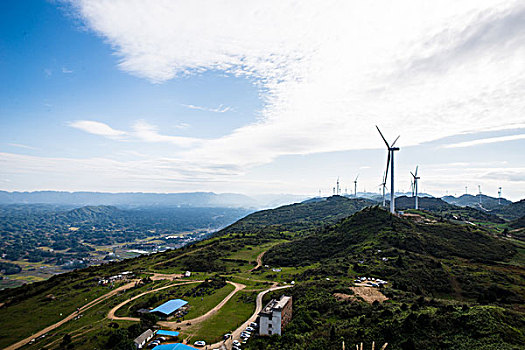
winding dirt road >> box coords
[158,281,246,329]
[5,280,140,350]
[108,280,202,322]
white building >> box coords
[259,295,292,336]
[133,329,154,349]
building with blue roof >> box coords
[150,299,188,317]
[152,343,196,350]
[156,330,180,337]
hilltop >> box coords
[218,195,377,236]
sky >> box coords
[1,0,524,200]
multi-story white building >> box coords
[259,295,292,336]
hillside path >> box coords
[249,250,266,272]
[4,280,139,350]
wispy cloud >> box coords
[131,120,200,147]
[7,143,38,150]
[182,104,232,113]
[68,120,127,139]
[444,134,525,148]
[62,67,74,73]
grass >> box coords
[184,283,235,319]
[0,280,110,348]
[185,291,256,344]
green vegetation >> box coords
[186,291,257,344]
[0,197,524,349]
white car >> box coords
[246,327,255,332]
[233,340,241,346]
[194,340,206,347]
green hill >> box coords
[395,196,505,224]
[218,195,376,236]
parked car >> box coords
[233,340,241,346]
[233,346,242,350]
[194,340,206,347]
[246,327,255,332]
[249,322,258,328]
[223,333,232,340]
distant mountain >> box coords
[0,191,263,208]
[395,196,453,211]
[441,194,511,211]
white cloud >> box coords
[62,67,74,73]
[444,133,525,148]
[68,0,525,170]
[182,104,232,113]
[69,120,127,139]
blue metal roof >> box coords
[156,330,180,337]
[152,343,196,350]
[151,299,188,315]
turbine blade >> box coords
[384,152,390,183]
[391,135,400,147]
[376,126,390,148]
[415,165,418,176]
[410,171,415,178]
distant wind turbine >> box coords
[410,166,420,210]
[354,174,359,197]
[376,126,400,214]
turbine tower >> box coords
[336,177,340,195]
[410,166,420,210]
[478,185,482,205]
[376,126,400,214]
[380,171,388,207]
[498,187,502,205]
[354,175,359,197]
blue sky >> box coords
[1,0,524,200]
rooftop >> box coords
[260,295,291,315]
[150,299,188,316]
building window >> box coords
[268,330,272,335]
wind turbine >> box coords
[354,175,359,197]
[410,166,420,210]
[498,187,502,205]
[376,126,400,214]
[380,171,388,207]
[336,177,340,195]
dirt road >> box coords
[209,284,292,350]
[108,280,202,321]
[249,250,266,272]
[5,280,139,350]
[158,281,246,329]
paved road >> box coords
[5,280,139,350]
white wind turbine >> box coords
[410,166,420,210]
[376,126,400,214]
